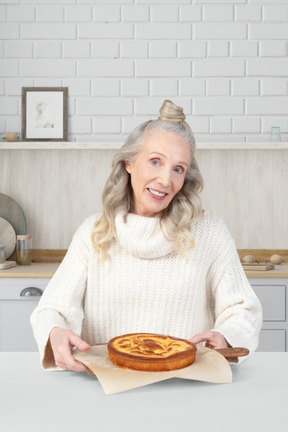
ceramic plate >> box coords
[0,217,17,258]
[0,193,27,256]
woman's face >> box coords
[125,130,191,218]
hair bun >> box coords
[158,100,186,122]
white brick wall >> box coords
[1,0,287,142]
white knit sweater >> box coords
[31,211,262,368]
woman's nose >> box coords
[157,168,172,186]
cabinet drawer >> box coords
[0,278,48,299]
[252,285,286,321]
[257,329,286,352]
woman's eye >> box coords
[175,167,183,174]
[151,160,160,166]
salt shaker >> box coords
[16,235,32,265]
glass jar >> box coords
[0,244,6,263]
[270,126,282,142]
[16,235,32,266]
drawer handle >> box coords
[20,287,43,297]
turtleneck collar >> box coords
[115,213,176,259]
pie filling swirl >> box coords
[111,333,193,359]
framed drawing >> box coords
[22,87,68,141]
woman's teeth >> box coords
[148,188,166,197]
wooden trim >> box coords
[7,249,288,264]
[8,249,67,263]
[31,249,67,263]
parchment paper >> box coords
[73,345,232,395]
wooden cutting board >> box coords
[242,263,275,271]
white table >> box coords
[0,352,286,432]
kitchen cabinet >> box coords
[249,278,287,352]
[0,277,49,351]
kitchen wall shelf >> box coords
[1,142,288,150]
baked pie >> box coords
[108,333,197,371]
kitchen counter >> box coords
[0,352,287,432]
[1,262,288,278]
[0,262,59,278]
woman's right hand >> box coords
[49,327,90,371]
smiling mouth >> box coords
[148,188,168,198]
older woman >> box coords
[31,100,262,371]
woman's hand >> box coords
[189,330,230,349]
[49,327,90,371]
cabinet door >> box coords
[257,329,286,352]
[252,285,286,321]
[250,279,287,352]
[0,299,40,351]
[0,278,49,352]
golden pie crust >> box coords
[108,333,197,372]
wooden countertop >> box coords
[0,262,59,278]
[1,262,288,278]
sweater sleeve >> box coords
[207,219,263,364]
[30,216,95,369]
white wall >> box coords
[1,0,288,143]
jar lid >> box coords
[17,235,32,239]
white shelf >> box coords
[196,142,288,150]
[1,141,288,150]
[0,141,123,150]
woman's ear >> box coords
[125,161,131,174]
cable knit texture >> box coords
[30,211,262,369]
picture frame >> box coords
[22,87,68,141]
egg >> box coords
[5,132,18,142]
[269,254,284,265]
[243,255,256,264]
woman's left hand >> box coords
[189,330,230,349]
